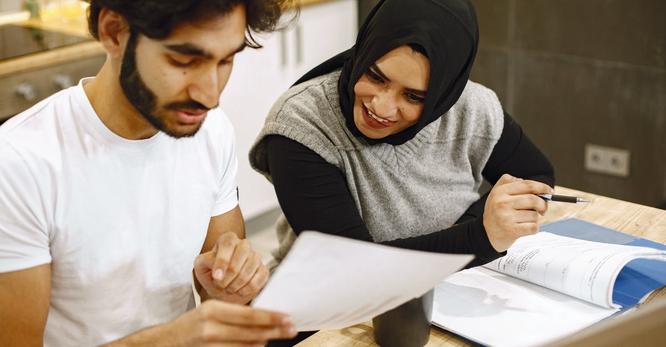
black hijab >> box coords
[294,0,479,146]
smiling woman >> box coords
[352,45,429,139]
[249,0,555,301]
[248,5,556,345]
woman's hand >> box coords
[483,174,553,252]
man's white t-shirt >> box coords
[0,79,239,346]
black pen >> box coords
[538,194,590,204]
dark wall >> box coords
[358,0,665,207]
[470,0,665,207]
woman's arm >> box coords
[266,112,553,266]
[457,112,555,223]
[265,135,372,242]
[484,112,555,186]
[265,135,502,267]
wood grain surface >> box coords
[296,186,666,346]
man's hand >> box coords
[195,232,269,304]
[483,174,553,252]
[104,300,297,346]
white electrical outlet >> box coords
[584,144,631,177]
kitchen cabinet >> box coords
[220,0,358,220]
[0,53,104,122]
[283,0,358,79]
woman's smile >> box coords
[352,45,429,139]
[361,103,396,129]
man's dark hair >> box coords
[87,0,293,48]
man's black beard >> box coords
[119,32,207,139]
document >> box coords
[486,232,665,308]
[251,231,473,331]
[432,227,666,347]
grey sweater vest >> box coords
[250,70,504,264]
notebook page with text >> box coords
[483,232,666,308]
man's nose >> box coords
[188,68,221,109]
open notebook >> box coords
[432,218,666,347]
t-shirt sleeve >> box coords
[0,144,51,272]
[211,113,239,217]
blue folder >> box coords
[541,218,666,308]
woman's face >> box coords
[353,45,430,139]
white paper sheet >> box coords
[432,267,618,347]
[251,231,473,331]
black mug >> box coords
[372,289,434,347]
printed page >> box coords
[483,232,666,308]
[251,231,473,331]
[432,267,618,347]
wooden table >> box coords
[296,186,666,346]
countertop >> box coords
[0,0,343,78]
[297,186,666,346]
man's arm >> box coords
[0,239,292,347]
[193,205,270,304]
[106,206,293,346]
[194,205,245,301]
[0,145,52,346]
[102,300,295,346]
[201,205,246,253]
[0,264,51,347]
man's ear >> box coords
[96,8,131,59]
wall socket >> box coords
[584,144,631,177]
